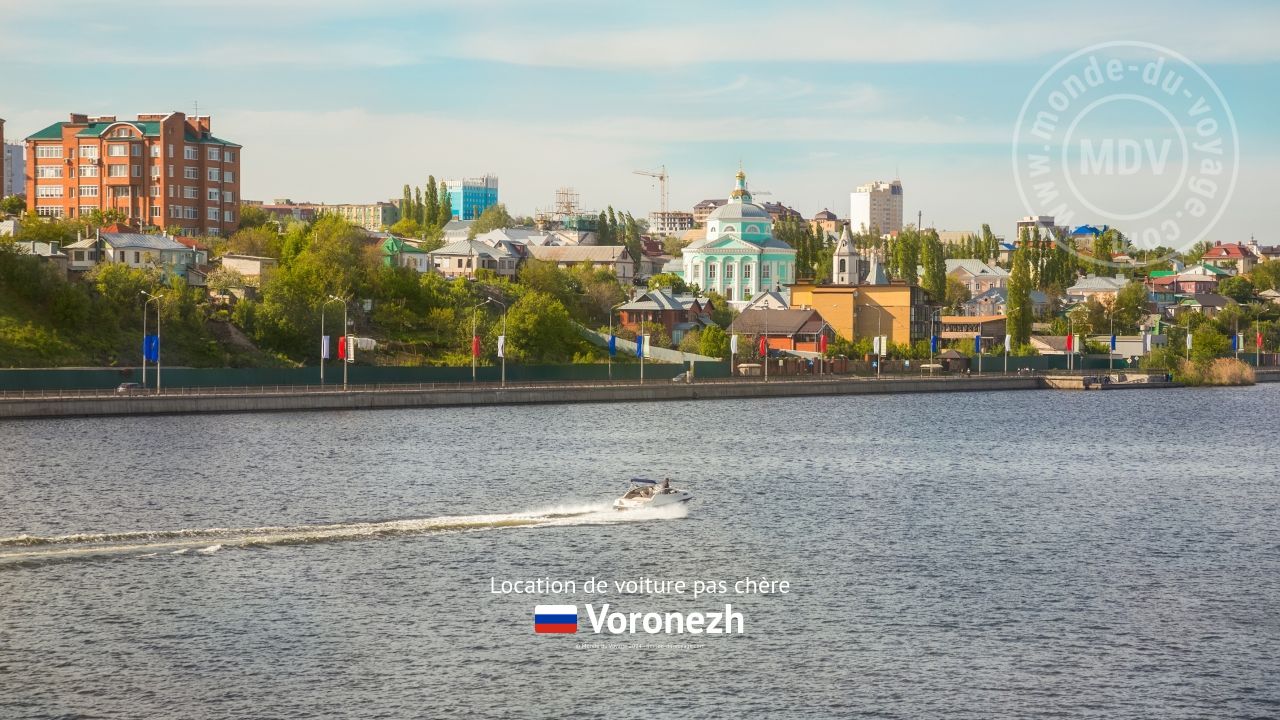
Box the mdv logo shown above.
[1079,138,1174,175]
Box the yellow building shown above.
[790,282,929,344]
[788,241,932,344]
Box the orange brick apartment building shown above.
[25,112,241,236]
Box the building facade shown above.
[648,211,694,235]
[319,202,398,231]
[25,112,242,236]
[445,175,498,220]
[4,143,24,199]
[677,170,797,303]
[849,180,903,234]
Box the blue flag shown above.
[143,334,159,362]
[635,336,644,358]
[1231,334,1238,352]
[608,334,617,357]
[930,335,938,354]
[1110,334,1117,351]
[974,334,981,353]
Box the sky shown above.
[2,0,1278,242]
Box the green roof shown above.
[1149,270,1176,278]
[26,120,238,147]
[26,122,65,140]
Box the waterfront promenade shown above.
[0,370,1218,420]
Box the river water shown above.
[2,385,1278,719]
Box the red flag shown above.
[337,335,347,360]
[472,335,481,357]
[1258,332,1264,349]
[820,335,828,353]
[1065,334,1073,352]
[758,336,767,356]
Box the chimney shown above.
[69,113,89,124]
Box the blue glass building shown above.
[445,175,499,220]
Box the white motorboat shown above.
[613,478,693,511]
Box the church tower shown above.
[832,224,857,285]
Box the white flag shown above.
[1186,332,1193,350]
[321,335,330,360]
[730,333,739,354]
[1004,334,1012,353]
[497,335,506,358]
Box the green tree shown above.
[236,204,272,230]
[413,187,424,224]
[920,230,947,303]
[699,324,730,359]
[1250,260,1280,292]
[647,272,688,293]
[223,226,282,258]
[1006,234,1033,346]
[1112,281,1148,333]
[437,182,452,225]
[401,185,413,224]
[1218,275,1255,303]
[0,196,26,215]
[503,291,581,363]
[468,203,515,239]
[424,176,439,227]
[1191,325,1230,362]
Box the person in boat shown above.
[661,477,671,491]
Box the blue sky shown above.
[3,0,1278,241]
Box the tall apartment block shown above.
[444,175,498,220]
[25,112,242,236]
[849,180,903,235]
[0,118,6,198]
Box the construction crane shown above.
[633,165,668,218]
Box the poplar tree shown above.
[597,211,610,244]
[1007,229,1034,345]
[425,176,438,227]
[437,182,452,224]
[401,185,412,225]
[920,231,947,302]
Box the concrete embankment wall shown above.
[0,376,1040,420]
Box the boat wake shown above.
[0,501,688,567]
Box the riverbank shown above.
[0,372,1202,420]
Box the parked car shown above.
[116,382,142,394]
[671,371,689,383]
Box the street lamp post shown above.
[471,300,486,384]
[321,295,343,386]
[141,291,163,393]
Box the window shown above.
[133,251,141,263]
[168,186,175,198]
[184,207,197,219]
[208,147,221,161]
[150,165,160,178]
[79,146,99,159]
[170,206,180,218]
[112,186,131,198]
[708,264,717,280]
[107,164,128,177]
[151,206,161,218]
[167,144,174,158]
[108,144,128,157]
[223,170,234,183]
[184,146,197,160]
[222,191,233,203]
[79,186,98,197]
[131,165,141,177]
[113,127,130,138]
[150,145,160,158]
[131,145,141,156]
[207,189,220,201]
[762,264,771,279]
[79,165,98,177]
[168,164,174,178]
[36,186,64,198]
[207,168,220,182]
[36,166,64,179]
[744,264,752,279]
[208,207,220,220]
[183,186,197,199]
[725,263,735,280]
[224,210,234,223]
[74,250,84,261]
[224,150,235,162]
[35,146,63,158]
[838,259,846,273]
[184,168,197,180]
[150,185,160,197]
[37,206,65,217]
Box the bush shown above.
[1174,357,1255,386]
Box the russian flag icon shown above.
[534,605,578,634]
